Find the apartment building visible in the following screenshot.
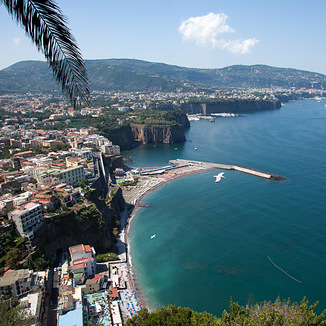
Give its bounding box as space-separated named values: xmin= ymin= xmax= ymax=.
xmin=100 ymin=144 xmax=120 ymax=156
xmin=53 ymin=166 xmax=85 ymax=186
xmin=8 ymin=202 xmax=43 ymax=239
xmin=0 ymin=269 xmax=45 ymax=299
xmin=36 ymin=165 xmax=85 ymax=186
xmin=69 ymin=244 xmax=96 ymax=279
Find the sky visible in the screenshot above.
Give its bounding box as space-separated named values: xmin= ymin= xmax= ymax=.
xmin=1 ymin=0 xmax=326 ymax=74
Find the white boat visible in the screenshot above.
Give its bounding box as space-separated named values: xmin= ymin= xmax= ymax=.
xmin=151 ymin=234 xmax=156 ymax=239
xmin=214 ymin=172 xmax=225 ymax=183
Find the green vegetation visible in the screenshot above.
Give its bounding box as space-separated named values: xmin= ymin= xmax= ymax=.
xmin=38 ymin=108 xmax=187 ymax=141
xmin=77 ymin=179 xmax=89 ymax=188
xmin=45 ymin=204 xmax=106 ymax=243
xmin=96 ymin=252 xmax=118 ymax=263
xmin=0 ymin=224 xmax=51 ymax=273
xmin=50 ymin=142 xmax=70 ymax=152
xmin=116 ymin=178 xmax=138 ymax=186
xmin=126 ymin=305 xmax=219 ymax=326
xmin=0 ymin=299 xmax=32 ymax=326
xmin=221 ymin=297 xmax=326 ymax=325
xmin=0 ymin=145 xmax=19 ymax=159
xmin=0 ymin=225 xmax=27 ymax=273
xmin=127 ymin=298 xmax=326 ymax=326
xmin=27 ymin=246 xmax=51 ymax=271
xmin=2 ymin=59 xmax=326 ymax=95
xmin=0 ymin=107 xmax=51 ymax=121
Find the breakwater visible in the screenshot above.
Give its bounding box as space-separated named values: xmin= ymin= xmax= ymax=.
xmin=169 ymin=159 xmax=286 ymax=180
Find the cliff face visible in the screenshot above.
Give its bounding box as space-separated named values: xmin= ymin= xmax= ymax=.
xmin=131 ymin=124 xmax=186 ymax=144
xmin=174 ymin=112 xmax=190 ymax=128
xmin=33 ymin=187 xmax=126 ymax=257
xmin=107 ymin=125 xmax=136 ymax=150
xmin=178 ymin=100 xmax=281 ymax=114
xmin=35 ymin=221 xmax=114 ymax=258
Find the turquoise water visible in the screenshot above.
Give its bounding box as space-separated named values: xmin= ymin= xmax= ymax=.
xmin=126 ymin=100 xmax=326 ymax=316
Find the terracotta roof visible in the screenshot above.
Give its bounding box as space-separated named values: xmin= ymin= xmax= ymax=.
xmin=93 ymin=273 xmax=104 ymax=280
xmin=72 ymin=262 xmax=86 ymax=270
xmin=13 ymin=150 xmax=33 ymax=156
xmin=35 ymin=194 xmax=52 ymax=200
xmin=69 ymin=244 xmax=84 ymax=254
xmin=32 ymin=198 xmax=51 ymax=205
xmin=84 ymin=245 xmax=92 ymax=252
xmin=73 ymin=257 xmax=94 ymax=265
xmin=108 ymin=288 xmax=119 ymax=298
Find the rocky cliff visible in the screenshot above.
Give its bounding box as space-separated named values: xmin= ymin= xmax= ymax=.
xmin=177 ymin=99 xmax=281 ymax=114
xmin=131 ymin=124 xmax=186 ymax=144
xmin=103 ymin=117 xmax=188 ymax=149
xmin=32 ymin=186 xmax=125 ymax=257
xmin=107 ymin=125 xmax=136 ymax=150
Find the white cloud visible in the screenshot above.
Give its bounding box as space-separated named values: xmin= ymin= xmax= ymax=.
xmin=216 ymin=38 xmax=259 ymax=54
xmin=13 ymin=37 xmax=21 ymax=46
xmin=179 ymin=12 xmax=258 ymax=54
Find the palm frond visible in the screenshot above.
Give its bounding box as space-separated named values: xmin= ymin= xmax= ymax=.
xmin=2 ymin=0 xmax=89 ymax=107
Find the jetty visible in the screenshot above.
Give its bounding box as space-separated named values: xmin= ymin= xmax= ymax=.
xmin=169 ymin=159 xmax=286 ymax=181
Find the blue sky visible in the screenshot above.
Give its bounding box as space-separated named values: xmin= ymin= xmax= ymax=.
xmin=1 ymin=0 xmax=326 ymax=74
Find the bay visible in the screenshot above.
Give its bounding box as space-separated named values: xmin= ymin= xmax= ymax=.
xmin=126 ymin=99 xmax=326 ymax=316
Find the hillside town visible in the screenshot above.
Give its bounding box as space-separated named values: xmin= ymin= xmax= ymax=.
xmin=0 ymin=110 xmax=144 ymax=325
xmin=2 ymin=86 xmax=324 ymax=117
xmin=0 ymin=87 xmax=325 ymax=326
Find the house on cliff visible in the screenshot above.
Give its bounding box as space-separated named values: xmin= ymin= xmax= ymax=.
xmin=68 ymin=244 xmax=96 ymax=281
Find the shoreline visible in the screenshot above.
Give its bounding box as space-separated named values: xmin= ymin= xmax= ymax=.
xmin=121 ymin=162 xmax=217 ymax=312
xmin=118 ymin=158 xmax=286 ymax=317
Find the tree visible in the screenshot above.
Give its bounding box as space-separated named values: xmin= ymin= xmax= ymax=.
xmin=126 ymin=306 xmax=220 ymax=326
xmin=126 ymin=298 xmax=326 ymax=326
xmin=0 ymin=298 xmax=33 ymax=326
xmin=1 ymin=0 xmax=89 ymax=107
xmin=221 ymin=297 xmax=326 ymax=326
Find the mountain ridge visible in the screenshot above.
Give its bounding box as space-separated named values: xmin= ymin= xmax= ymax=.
xmin=1 ymin=58 xmax=326 ymax=94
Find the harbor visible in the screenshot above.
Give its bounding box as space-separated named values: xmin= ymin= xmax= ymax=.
xmin=114 ymin=157 xmax=287 ymax=323
xmin=123 ymin=159 xmax=286 ymax=206
xmin=168 ymin=159 xmax=286 ymax=181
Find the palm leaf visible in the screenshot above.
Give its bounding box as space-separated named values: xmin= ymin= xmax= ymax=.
xmin=1 ymin=0 xmax=89 ymax=107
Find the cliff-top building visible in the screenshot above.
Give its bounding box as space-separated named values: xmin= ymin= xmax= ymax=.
xmin=8 ymin=202 xmax=43 ymax=239
xmin=69 ymin=244 xmax=96 ymax=281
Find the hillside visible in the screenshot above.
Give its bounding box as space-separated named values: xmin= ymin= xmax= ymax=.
xmin=1 ymin=59 xmax=326 ymax=94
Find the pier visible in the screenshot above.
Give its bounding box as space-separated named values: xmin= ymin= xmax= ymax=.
xmin=169 ymin=159 xmax=286 ymax=180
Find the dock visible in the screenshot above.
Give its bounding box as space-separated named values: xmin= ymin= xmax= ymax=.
xmin=169 ymin=159 xmax=286 ymax=180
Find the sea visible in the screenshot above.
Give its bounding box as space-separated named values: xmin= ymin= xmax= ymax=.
xmin=124 ymin=99 xmax=326 ymax=317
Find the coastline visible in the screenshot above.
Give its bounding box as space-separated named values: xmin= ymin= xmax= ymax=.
xmin=118 ymin=158 xmax=286 ymax=317
xmin=121 ymin=161 xmax=218 ymax=312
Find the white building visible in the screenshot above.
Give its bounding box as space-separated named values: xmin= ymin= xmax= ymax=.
xmin=0 ymin=269 xmax=45 ymax=299
xmin=36 ymin=165 xmax=85 ymax=186
xmin=53 ymin=166 xmax=85 ymax=186
xmin=9 ymin=202 xmax=43 ymax=239
xmin=69 ymin=148 xmax=93 ymax=159
xmin=12 ymin=191 xmax=34 ymax=207
xmin=100 ymin=144 xmax=120 ymax=156
xmin=69 ymin=244 xmax=96 ymax=279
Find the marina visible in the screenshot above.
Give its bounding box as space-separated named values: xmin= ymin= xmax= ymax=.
xmin=168 ymin=159 xmax=286 ymax=181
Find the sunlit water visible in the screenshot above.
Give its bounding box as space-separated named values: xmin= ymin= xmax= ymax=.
xmin=125 ymin=100 xmax=326 ymax=316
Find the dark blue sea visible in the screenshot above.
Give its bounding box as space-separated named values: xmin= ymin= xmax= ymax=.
xmin=125 ymin=99 xmax=326 ymax=316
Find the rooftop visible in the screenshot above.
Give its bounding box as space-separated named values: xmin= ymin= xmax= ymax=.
xmin=9 ymin=202 xmax=41 ymax=216
xmin=58 ymin=301 xmax=83 ymax=326
xmin=0 ymin=269 xmax=31 ymax=287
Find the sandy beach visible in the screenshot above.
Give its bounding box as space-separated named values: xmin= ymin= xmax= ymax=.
xmin=110 ymin=158 xmax=286 ymax=322
xmin=119 ymin=160 xmax=220 ymax=313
